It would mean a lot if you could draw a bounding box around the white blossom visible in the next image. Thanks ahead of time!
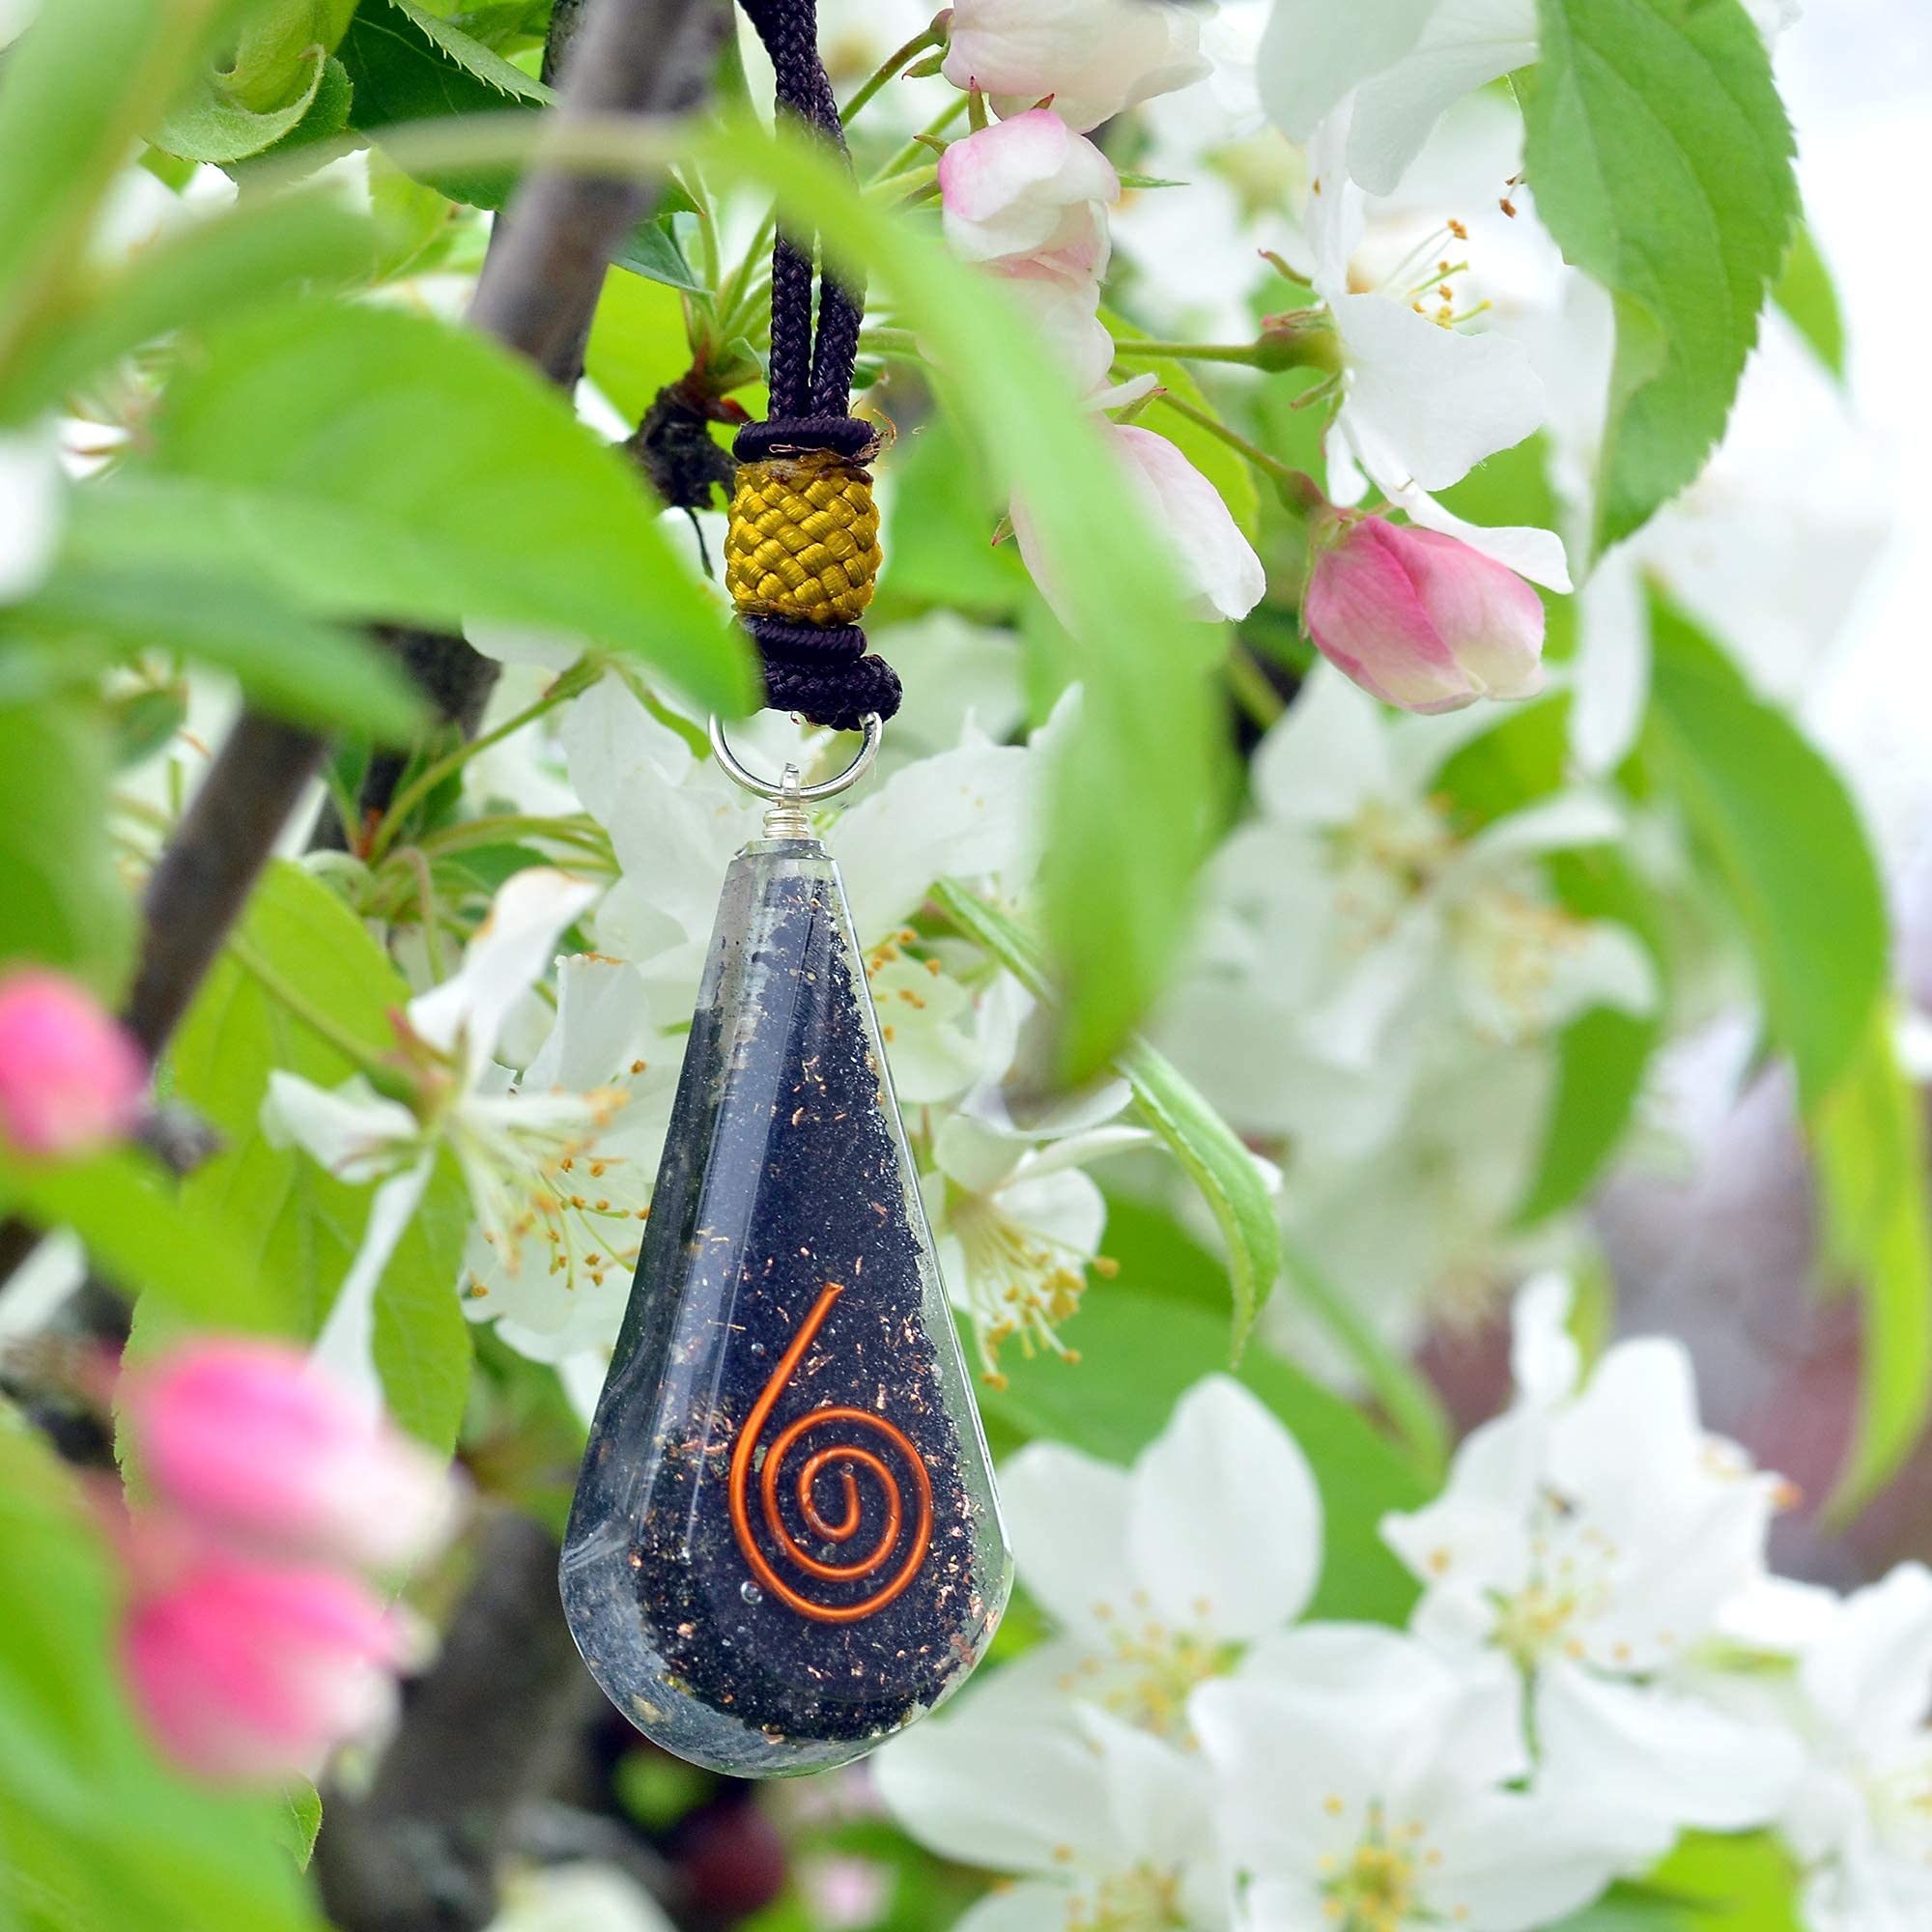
[1775,1563,1932,1932]
[266,867,607,1403]
[1382,1276,1805,1853]
[943,0,1210,135]
[1194,1622,1635,1932]
[972,1377,1324,1737]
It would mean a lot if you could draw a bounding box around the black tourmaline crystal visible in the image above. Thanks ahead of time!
[560,836,1010,1775]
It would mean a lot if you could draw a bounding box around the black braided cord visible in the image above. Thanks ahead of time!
[733,0,898,726]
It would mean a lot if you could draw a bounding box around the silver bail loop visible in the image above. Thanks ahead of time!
[707,713,884,840]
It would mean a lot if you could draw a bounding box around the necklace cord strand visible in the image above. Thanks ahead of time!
[726,0,900,730]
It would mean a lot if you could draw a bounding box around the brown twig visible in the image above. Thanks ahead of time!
[313,1513,606,1932]
[330,0,734,838]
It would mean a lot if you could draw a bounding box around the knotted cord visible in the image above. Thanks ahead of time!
[728,0,900,729]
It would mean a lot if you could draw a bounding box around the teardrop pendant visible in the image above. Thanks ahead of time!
[560,828,1012,1775]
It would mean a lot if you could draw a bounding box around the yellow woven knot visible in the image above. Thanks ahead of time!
[724,448,882,627]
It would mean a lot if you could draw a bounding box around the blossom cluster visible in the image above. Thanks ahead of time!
[114,1339,459,1782]
[925,0,1564,708]
[268,678,1154,1389]
[933,45,1266,626]
[875,1281,1932,1932]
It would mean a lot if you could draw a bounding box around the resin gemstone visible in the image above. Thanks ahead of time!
[560,837,1010,1775]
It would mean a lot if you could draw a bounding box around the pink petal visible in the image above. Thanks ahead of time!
[130,1341,459,1573]
[1110,425,1266,621]
[124,1545,404,1784]
[1304,517,1478,714]
[0,970,146,1157]
[1389,524,1547,700]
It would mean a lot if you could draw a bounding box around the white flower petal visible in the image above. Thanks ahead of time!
[837,741,1037,939]
[1538,1662,1803,1833]
[949,1881,1080,1932]
[873,1717,1122,1876]
[1256,0,1437,140]
[1334,294,1547,495]
[309,1155,436,1421]
[0,421,64,603]
[522,956,654,1094]
[1508,1272,1580,1406]
[1108,424,1266,622]
[264,1072,419,1182]
[1801,1562,1932,1747]
[1382,477,1573,592]
[1250,667,1396,825]
[1127,1377,1324,1638]
[409,868,598,1070]
[1346,0,1539,195]
[999,1442,1138,1639]
[1571,552,1650,775]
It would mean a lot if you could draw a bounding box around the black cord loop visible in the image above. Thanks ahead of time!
[730,0,899,725]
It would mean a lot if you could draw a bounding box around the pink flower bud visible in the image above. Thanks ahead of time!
[0,969,145,1156]
[938,110,1119,281]
[1303,514,1547,714]
[127,1340,460,1573]
[942,0,1209,134]
[123,1532,406,1784]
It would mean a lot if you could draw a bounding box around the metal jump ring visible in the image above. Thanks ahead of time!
[708,712,883,804]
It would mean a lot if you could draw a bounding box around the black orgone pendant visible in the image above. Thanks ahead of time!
[560,763,1011,1776]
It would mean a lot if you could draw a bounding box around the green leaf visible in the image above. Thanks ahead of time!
[1549,1833,1804,1932]
[0,189,378,424]
[0,699,134,994]
[153,41,329,164]
[1644,596,1886,1109]
[22,566,427,741]
[934,882,1280,1349]
[248,53,356,167]
[171,861,474,1448]
[612,215,708,295]
[688,115,1217,1076]
[1774,218,1847,380]
[977,1286,1427,1626]
[277,1783,323,1871]
[338,0,549,206]
[1523,0,1797,550]
[0,1422,330,1932]
[1516,848,1666,1222]
[871,414,1029,622]
[1519,1003,1658,1223]
[583,267,696,423]
[1101,307,1262,545]
[0,0,241,372]
[0,1149,278,1333]
[1813,1007,1932,1520]
[117,296,753,715]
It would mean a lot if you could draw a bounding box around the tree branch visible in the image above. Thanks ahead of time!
[329,0,734,838]
[124,711,330,1058]
[314,1514,596,1932]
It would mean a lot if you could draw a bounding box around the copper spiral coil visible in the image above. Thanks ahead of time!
[727,1282,934,1625]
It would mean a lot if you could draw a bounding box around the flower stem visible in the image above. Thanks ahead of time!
[367,656,601,864]
[227,934,394,1078]
[412,812,613,862]
[401,845,450,981]
[1225,646,1287,729]
[861,325,923,362]
[841,26,944,124]
[1141,384,1323,515]
[875,95,968,183]
[1111,340,1268,367]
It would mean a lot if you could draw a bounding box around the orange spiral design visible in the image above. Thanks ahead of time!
[727,1283,934,1625]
